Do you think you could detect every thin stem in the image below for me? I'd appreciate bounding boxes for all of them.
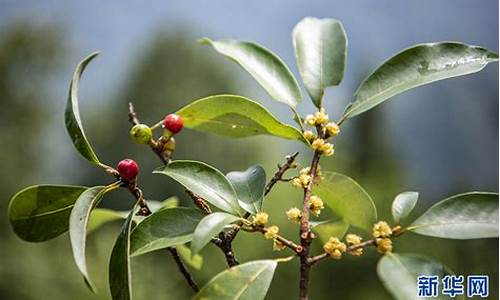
[167,247,199,292]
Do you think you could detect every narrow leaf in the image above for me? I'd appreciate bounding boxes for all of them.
[109,204,137,300]
[343,42,498,118]
[409,192,498,239]
[377,253,457,300]
[392,191,419,223]
[154,160,241,214]
[65,52,101,164]
[8,185,86,242]
[191,212,240,255]
[293,17,347,107]
[176,244,204,270]
[177,95,307,143]
[314,172,377,231]
[130,207,205,256]
[69,185,111,292]
[193,260,277,300]
[226,165,266,214]
[312,219,349,243]
[201,39,302,108]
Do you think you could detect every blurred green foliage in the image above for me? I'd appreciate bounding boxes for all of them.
[0,23,497,300]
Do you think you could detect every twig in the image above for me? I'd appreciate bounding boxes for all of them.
[250,226,303,254]
[308,239,377,265]
[167,247,199,292]
[127,101,199,292]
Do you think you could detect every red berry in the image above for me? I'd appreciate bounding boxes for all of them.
[163,114,183,134]
[117,159,139,181]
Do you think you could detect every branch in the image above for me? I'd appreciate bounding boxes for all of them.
[167,247,199,292]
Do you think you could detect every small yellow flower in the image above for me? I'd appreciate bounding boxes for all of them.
[305,114,316,126]
[345,234,363,256]
[323,237,346,259]
[264,225,279,239]
[273,239,286,251]
[372,221,392,238]
[308,195,324,217]
[325,122,340,137]
[253,212,269,227]
[314,108,329,125]
[376,238,393,254]
[320,142,334,156]
[345,234,362,245]
[303,130,316,142]
[311,138,326,150]
[291,174,311,189]
[286,207,302,223]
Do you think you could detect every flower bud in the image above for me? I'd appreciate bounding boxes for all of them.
[323,237,346,259]
[376,238,393,254]
[253,212,269,227]
[264,225,279,239]
[325,122,340,137]
[372,221,392,238]
[286,207,302,223]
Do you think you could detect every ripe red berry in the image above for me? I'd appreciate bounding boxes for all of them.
[117,159,139,181]
[163,114,183,134]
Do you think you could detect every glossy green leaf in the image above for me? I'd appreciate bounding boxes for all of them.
[65,52,101,164]
[193,260,277,300]
[293,17,347,107]
[314,172,377,232]
[154,160,241,214]
[88,208,125,233]
[130,207,205,256]
[378,253,457,300]
[201,39,302,108]
[69,186,111,292]
[176,244,203,270]
[8,185,86,242]
[392,191,419,224]
[343,42,499,119]
[177,95,307,143]
[409,192,498,239]
[226,165,266,214]
[109,204,137,300]
[311,219,349,243]
[191,212,240,255]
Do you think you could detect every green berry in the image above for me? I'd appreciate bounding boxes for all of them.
[130,124,152,144]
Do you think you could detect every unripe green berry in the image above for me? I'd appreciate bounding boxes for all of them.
[130,124,152,144]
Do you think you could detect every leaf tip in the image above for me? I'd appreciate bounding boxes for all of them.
[198,38,213,46]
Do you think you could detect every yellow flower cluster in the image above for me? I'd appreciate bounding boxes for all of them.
[372,221,392,238]
[311,138,334,156]
[291,173,312,189]
[264,225,279,239]
[345,234,363,256]
[253,212,269,227]
[308,195,324,217]
[376,238,393,253]
[303,130,316,142]
[305,108,330,126]
[323,237,346,259]
[325,122,340,137]
[286,207,301,223]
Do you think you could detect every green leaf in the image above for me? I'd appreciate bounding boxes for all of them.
[226,165,266,214]
[314,172,377,232]
[409,192,498,239]
[130,207,205,256]
[293,17,347,107]
[343,42,499,119]
[65,52,101,165]
[377,253,457,300]
[201,39,302,108]
[88,208,125,233]
[392,191,419,224]
[69,185,113,292]
[109,204,137,300]
[176,244,204,270]
[8,185,86,242]
[177,95,307,143]
[191,212,240,255]
[193,260,277,300]
[311,219,349,243]
[154,160,241,214]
